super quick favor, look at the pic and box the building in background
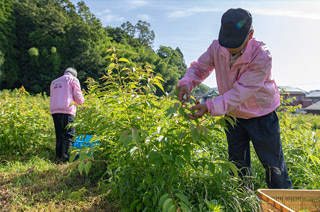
[193,86,320,114]
[278,86,312,108]
[194,87,219,104]
[306,90,320,104]
[304,101,320,115]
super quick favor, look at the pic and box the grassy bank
[0,155,119,212]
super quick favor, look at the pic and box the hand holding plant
[177,85,190,102]
[188,103,209,120]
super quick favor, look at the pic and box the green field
[1,56,320,212]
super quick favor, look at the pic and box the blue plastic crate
[72,135,99,156]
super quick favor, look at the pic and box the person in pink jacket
[178,8,292,189]
[50,68,85,162]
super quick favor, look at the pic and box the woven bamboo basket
[257,189,320,212]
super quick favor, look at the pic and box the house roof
[278,86,307,94]
[193,87,219,99]
[306,91,320,98]
[304,101,320,111]
[208,87,219,95]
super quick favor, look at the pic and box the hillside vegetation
[0,0,210,96]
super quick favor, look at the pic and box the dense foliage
[69,52,319,211]
[68,50,257,211]
[0,87,54,158]
[0,54,319,210]
[0,0,202,95]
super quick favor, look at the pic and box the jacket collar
[220,38,255,64]
[64,72,74,77]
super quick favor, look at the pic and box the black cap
[218,8,252,48]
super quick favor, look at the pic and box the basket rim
[257,189,320,212]
[257,190,294,212]
[258,189,320,192]
[258,189,320,196]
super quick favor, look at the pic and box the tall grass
[0,87,55,159]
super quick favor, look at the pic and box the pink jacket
[178,38,280,119]
[50,73,85,116]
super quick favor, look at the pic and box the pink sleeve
[177,42,215,90]
[72,78,85,105]
[206,50,272,116]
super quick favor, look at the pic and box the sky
[71,0,320,92]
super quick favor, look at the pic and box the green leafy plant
[69,49,263,211]
[0,87,54,158]
[2,49,319,211]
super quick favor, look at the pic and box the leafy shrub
[1,51,319,211]
[278,112,320,189]
[0,87,54,158]
[70,49,261,211]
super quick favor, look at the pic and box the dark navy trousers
[52,113,75,162]
[225,111,293,189]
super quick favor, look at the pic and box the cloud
[97,9,110,16]
[166,4,320,21]
[137,14,153,21]
[126,0,149,9]
[99,9,124,23]
[251,8,320,21]
[102,14,125,23]
[167,7,223,20]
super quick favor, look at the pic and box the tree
[135,20,155,47]
[0,0,188,96]
[1,0,111,93]
[191,84,210,95]
[121,21,135,37]
[107,20,155,48]
[0,50,4,89]
[105,26,141,48]
[0,0,19,89]
[154,46,187,95]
